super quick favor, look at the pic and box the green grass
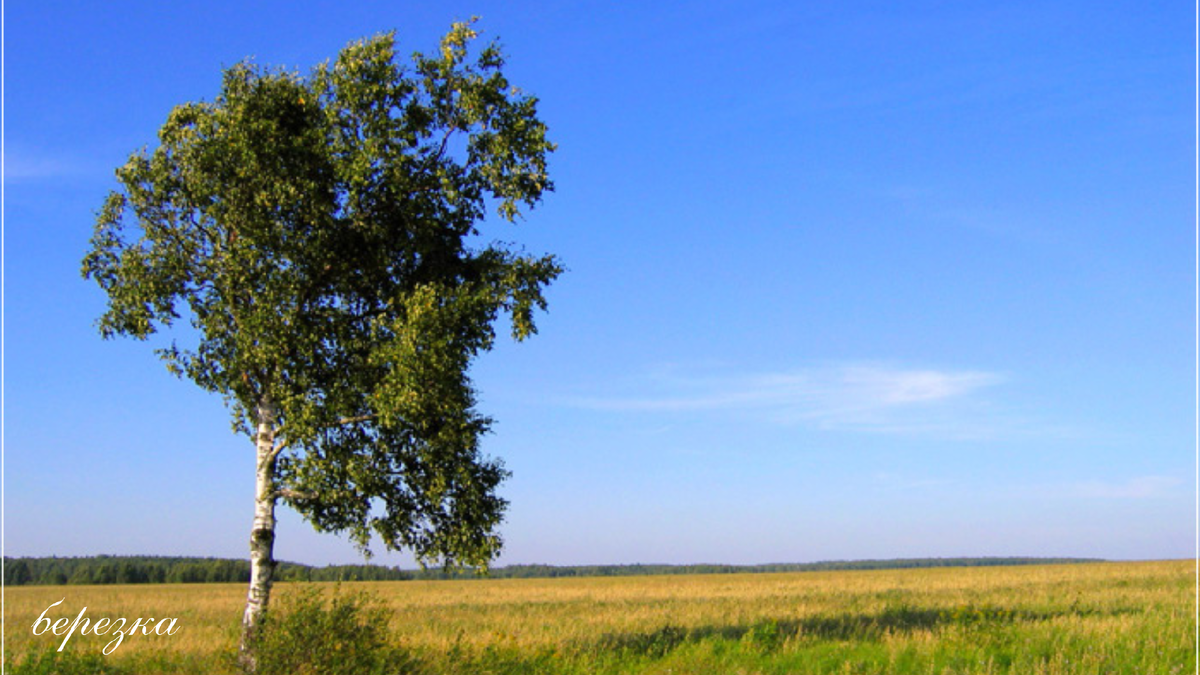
[4,560,1194,674]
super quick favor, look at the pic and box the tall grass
[4,560,1194,674]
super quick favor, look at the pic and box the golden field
[4,559,1195,674]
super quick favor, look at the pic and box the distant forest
[2,556,1104,587]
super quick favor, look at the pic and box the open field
[4,559,1195,674]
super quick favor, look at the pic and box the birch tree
[81,21,559,671]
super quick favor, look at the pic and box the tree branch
[436,124,457,160]
[269,438,289,462]
[274,488,316,500]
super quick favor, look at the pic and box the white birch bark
[238,397,279,671]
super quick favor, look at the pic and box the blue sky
[4,1,1193,567]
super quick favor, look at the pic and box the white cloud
[568,362,1008,439]
[1069,476,1183,499]
[5,154,69,180]
[836,365,1002,405]
[872,472,954,491]
[4,149,101,182]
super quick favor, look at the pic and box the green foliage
[5,647,129,675]
[249,587,411,675]
[2,555,1106,586]
[81,20,560,569]
[596,625,687,658]
[740,618,785,653]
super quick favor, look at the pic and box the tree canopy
[82,21,560,570]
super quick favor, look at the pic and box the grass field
[4,560,1195,674]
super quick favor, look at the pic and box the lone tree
[82,21,559,670]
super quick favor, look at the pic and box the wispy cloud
[568,362,1010,439]
[4,149,103,182]
[5,155,67,180]
[879,184,1064,247]
[872,472,954,491]
[1068,476,1183,500]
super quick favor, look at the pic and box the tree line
[1,556,412,586]
[3,555,1103,586]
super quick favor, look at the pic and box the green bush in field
[248,586,411,675]
[741,618,786,653]
[5,646,129,675]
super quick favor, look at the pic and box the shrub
[595,624,687,658]
[742,618,786,653]
[6,646,128,675]
[248,585,411,675]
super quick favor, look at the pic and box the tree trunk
[238,397,279,673]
